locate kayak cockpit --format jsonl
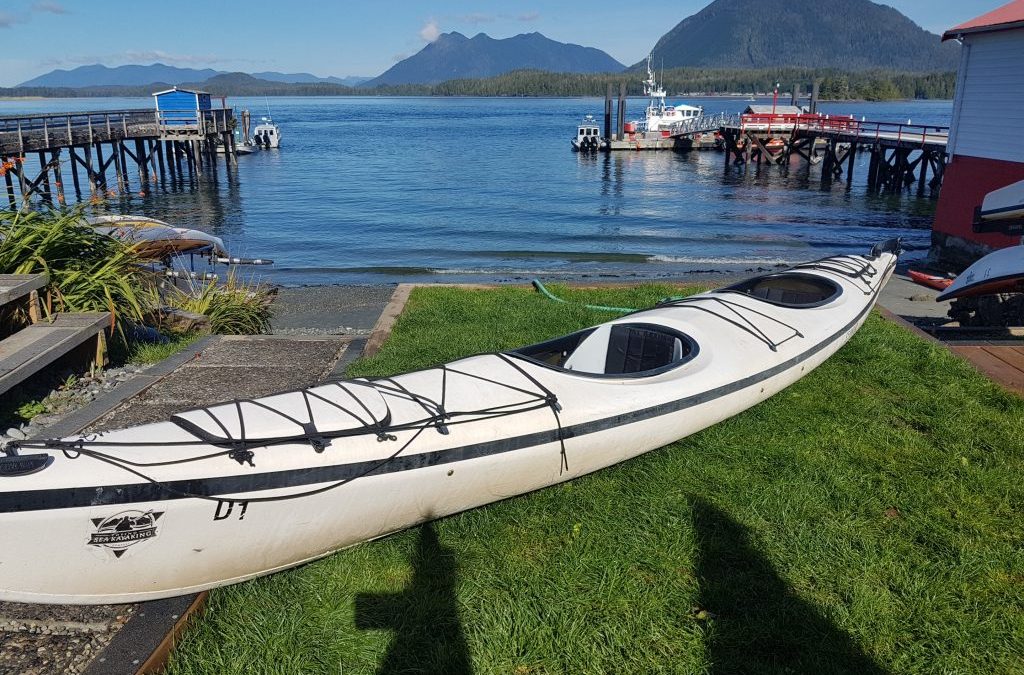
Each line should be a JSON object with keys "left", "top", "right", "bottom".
{"left": 716, "top": 272, "right": 841, "bottom": 308}
{"left": 510, "top": 322, "right": 697, "bottom": 377}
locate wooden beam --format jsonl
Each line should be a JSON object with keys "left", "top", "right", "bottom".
{"left": 50, "top": 149, "right": 65, "bottom": 204}
{"left": 69, "top": 147, "right": 82, "bottom": 199}
{"left": 3, "top": 159, "right": 16, "bottom": 209}
{"left": 36, "top": 152, "right": 52, "bottom": 202}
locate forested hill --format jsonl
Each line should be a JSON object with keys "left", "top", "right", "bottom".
{"left": 646, "top": 0, "right": 958, "bottom": 71}
{"left": 367, "top": 32, "right": 625, "bottom": 86}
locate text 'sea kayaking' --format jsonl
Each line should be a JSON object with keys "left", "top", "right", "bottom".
{"left": 0, "top": 241, "right": 899, "bottom": 605}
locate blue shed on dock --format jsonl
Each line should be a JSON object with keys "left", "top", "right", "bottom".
{"left": 153, "top": 87, "right": 212, "bottom": 126}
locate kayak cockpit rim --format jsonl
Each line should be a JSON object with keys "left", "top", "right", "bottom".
{"left": 714, "top": 272, "right": 843, "bottom": 309}
{"left": 508, "top": 322, "right": 699, "bottom": 378}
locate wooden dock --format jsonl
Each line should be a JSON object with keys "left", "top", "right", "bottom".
{"left": 720, "top": 113, "right": 949, "bottom": 196}
{"left": 0, "top": 107, "right": 235, "bottom": 208}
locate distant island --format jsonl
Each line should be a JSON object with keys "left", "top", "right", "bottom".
{"left": 3, "top": 0, "right": 957, "bottom": 101}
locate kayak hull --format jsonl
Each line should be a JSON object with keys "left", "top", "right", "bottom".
{"left": 936, "top": 245, "right": 1024, "bottom": 301}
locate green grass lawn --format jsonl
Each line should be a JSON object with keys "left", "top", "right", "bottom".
{"left": 167, "top": 284, "right": 1024, "bottom": 675}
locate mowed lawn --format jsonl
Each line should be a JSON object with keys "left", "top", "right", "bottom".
{"left": 167, "top": 285, "right": 1024, "bottom": 675}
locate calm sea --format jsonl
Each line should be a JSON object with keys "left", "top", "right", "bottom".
{"left": 0, "top": 96, "right": 952, "bottom": 285}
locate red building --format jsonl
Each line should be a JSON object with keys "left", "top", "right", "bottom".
{"left": 932, "top": 0, "right": 1024, "bottom": 267}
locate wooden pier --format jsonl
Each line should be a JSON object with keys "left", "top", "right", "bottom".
{"left": 0, "top": 106, "right": 235, "bottom": 208}
{"left": 720, "top": 113, "right": 949, "bottom": 195}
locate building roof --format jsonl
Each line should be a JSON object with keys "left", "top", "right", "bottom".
{"left": 744, "top": 105, "right": 804, "bottom": 115}
{"left": 151, "top": 86, "right": 209, "bottom": 96}
{"left": 942, "top": 0, "right": 1024, "bottom": 41}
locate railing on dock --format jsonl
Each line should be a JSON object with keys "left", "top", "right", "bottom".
{"left": 667, "top": 112, "right": 739, "bottom": 137}
{"left": 156, "top": 108, "right": 233, "bottom": 137}
{"left": 0, "top": 108, "right": 235, "bottom": 155}
{"left": 0, "top": 110, "right": 156, "bottom": 154}
{"left": 737, "top": 113, "right": 948, "bottom": 146}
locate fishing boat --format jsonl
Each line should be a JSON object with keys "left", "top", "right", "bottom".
{"left": 634, "top": 54, "right": 703, "bottom": 133}
{"left": 87, "top": 215, "right": 228, "bottom": 260}
{"left": 253, "top": 116, "right": 281, "bottom": 149}
{"left": 0, "top": 242, "right": 899, "bottom": 604}
{"left": 571, "top": 115, "right": 605, "bottom": 152}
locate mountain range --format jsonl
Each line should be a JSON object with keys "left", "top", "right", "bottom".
{"left": 366, "top": 32, "right": 624, "bottom": 86}
{"left": 19, "top": 64, "right": 368, "bottom": 88}
{"left": 14, "top": 0, "right": 958, "bottom": 93}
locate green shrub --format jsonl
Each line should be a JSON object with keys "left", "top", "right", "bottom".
{"left": 168, "top": 274, "right": 274, "bottom": 335}
{"left": 0, "top": 209, "right": 154, "bottom": 338}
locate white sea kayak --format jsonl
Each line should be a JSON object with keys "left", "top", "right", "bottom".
{"left": 0, "top": 241, "right": 900, "bottom": 605}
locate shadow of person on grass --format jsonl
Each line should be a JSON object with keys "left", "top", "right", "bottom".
{"left": 355, "top": 521, "right": 472, "bottom": 675}
{"left": 691, "top": 497, "right": 887, "bottom": 674}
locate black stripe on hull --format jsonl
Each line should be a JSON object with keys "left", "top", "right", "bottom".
{"left": 0, "top": 295, "right": 879, "bottom": 514}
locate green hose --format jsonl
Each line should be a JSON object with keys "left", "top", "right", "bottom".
{"left": 531, "top": 279, "right": 638, "bottom": 313}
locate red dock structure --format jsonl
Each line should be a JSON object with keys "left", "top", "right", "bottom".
{"left": 718, "top": 113, "right": 949, "bottom": 194}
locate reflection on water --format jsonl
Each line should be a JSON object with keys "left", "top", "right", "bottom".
{"left": 1, "top": 96, "right": 952, "bottom": 285}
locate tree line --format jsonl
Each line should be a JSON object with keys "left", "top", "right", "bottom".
{"left": 0, "top": 68, "right": 956, "bottom": 101}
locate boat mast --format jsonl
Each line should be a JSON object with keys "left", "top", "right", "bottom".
{"left": 644, "top": 53, "right": 666, "bottom": 119}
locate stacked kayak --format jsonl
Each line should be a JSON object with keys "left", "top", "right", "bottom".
{"left": 0, "top": 241, "right": 899, "bottom": 605}
{"left": 936, "top": 245, "right": 1024, "bottom": 301}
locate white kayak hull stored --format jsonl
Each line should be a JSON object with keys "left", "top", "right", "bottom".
{"left": 936, "top": 245, "right": 1024, "bottom": 301}
{"left": 0, "top": 242, "right": 899, "bottom": 604}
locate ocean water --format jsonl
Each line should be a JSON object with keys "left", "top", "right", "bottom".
{"left": 0, "top": 96, "right": 952, "bottom": 285}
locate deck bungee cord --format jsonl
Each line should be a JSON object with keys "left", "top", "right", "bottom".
{"left": 3, "top": 353, "right": 573, "bottom": 499}
{"left": 655, "top": 295, "right": 804, "bottom": 352}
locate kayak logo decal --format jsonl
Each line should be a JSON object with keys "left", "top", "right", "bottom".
{"left": 88, "top": 510, "right": 164, "bottom": 558}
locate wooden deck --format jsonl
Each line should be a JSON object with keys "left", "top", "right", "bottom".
{"left": 878, "top": 307, "right": 1024, "bottom": 396}
{"left": 950, "top": 344, "right": 1024, "bottom": 394}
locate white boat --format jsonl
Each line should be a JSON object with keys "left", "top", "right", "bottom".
{"left": 975, "top": 177, "right": 1024, "bottom": 225}
{"left": 571, "top": 115, "right": 605, "bottom": 152}
{"left": 634, "top": 54, "right": 703, "bottom": 133}
{"left": 937, "top": 179, "right": 1024, "bottom": 300}
{"left": 0, "top": 242, "right": 899, "bottom": 604}
{"left": 253, "top": 116, "right": 281, "bottom": 149}
{"left": 86, "top": 215, "right": 228, "bottom": 260}
{"left": 936, "top": 245, "right": 1024, "bottom": 300}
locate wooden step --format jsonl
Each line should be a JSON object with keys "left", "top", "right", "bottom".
{"left": 0, "top": 273, "right": 48, "bottom": 323}
{"left": 0, "top": 274, "right": 47, "bottom": 306}
{"left": 0, "top": 312, "right": 111, "bottom": 395}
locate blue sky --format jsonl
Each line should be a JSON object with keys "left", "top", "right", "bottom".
{"left": 0, "top": 1, "right": 997, "bottom": 86}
